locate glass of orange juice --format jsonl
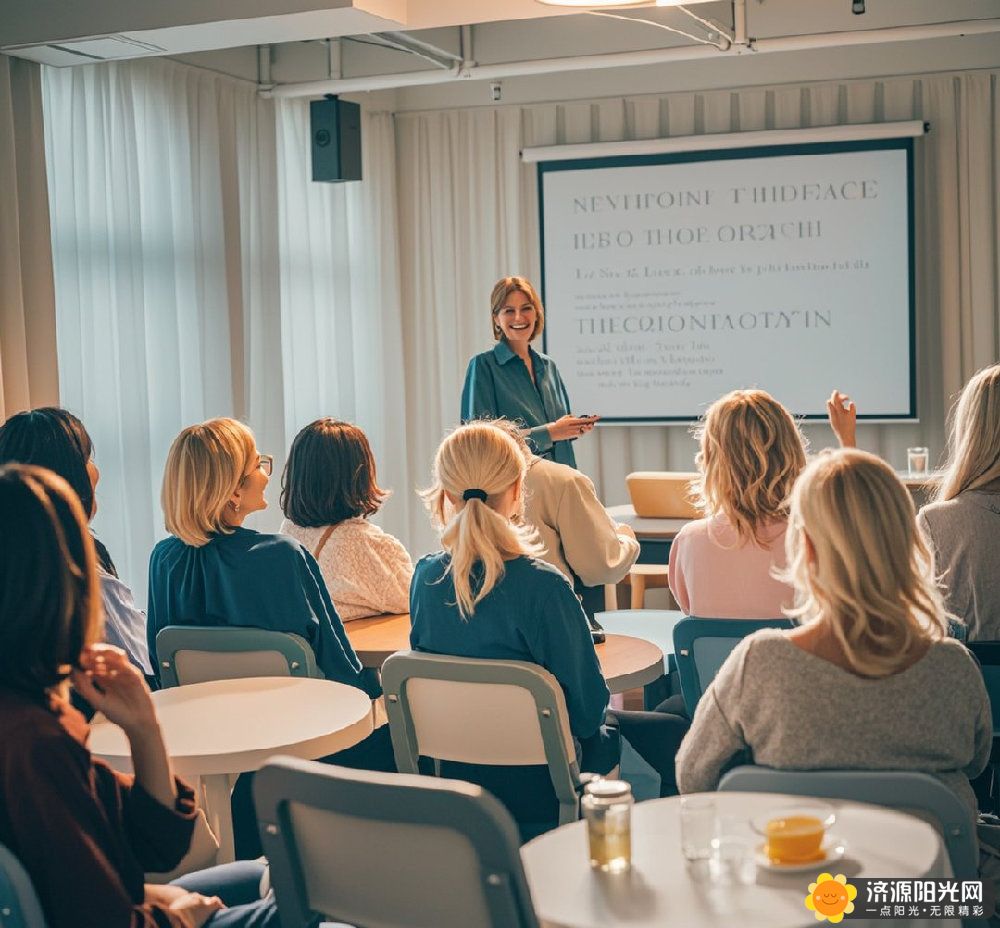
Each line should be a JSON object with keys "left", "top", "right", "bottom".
{"left": 751, "top": 802, "right": 836, "bottom": 865}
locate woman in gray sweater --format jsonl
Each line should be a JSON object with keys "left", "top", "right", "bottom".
{"left": 677, "top": 449, "right": 991, "bottom": 818}
{"left": 918, "top": 364, "right": 1000, "bottom": 640}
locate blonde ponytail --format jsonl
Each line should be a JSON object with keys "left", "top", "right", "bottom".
{"left": 422, "top": 422, "right": 541, "bottom": 617}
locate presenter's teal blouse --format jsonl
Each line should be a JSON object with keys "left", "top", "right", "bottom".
{"left": 461, "top": 340, "right": 576, "bottom": 468}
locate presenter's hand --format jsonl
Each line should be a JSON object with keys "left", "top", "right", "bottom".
{"left": 548, "top": 415, "right": 599, "bottom": 443}
{"left": 827, "top": 390, "right": 857, "bottom": 448}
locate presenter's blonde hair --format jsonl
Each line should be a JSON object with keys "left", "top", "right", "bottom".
{"left": 936, "top": 364, "right": 1000, "bottom": 502}
{"left": 694, "top": 389, "right": 807, "bottom": 545}
{"left": 162, "top": 418, "right": 257, "bottom": 547}
{"left": 490, "top": 276, "right": 545, "bottom": 342}
{"left": 422, "top": 422, "right": 542, "bottom": 617}
{"left": 784, "top": 449, "right": 946, "bottom": 678}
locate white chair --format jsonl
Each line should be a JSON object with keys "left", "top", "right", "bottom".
{"left": 718, "top": 766, "right": 980, "bottom": 879}
{"left": 155, "top": 626, "right": 321, "bottom": 687}
{"left": 254, "top": 757, "right": 540, "bottom": 928}
{"left": 0, "top": 843, "right": 47, "bottom": 928}
{"left": 381, "top": 651, "right": 601, "bottom": 829}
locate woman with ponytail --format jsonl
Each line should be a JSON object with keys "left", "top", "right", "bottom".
{"left": 412, "top": 423, "right": 689, "bottom": 834}
{"left": 411, "top": 423, "right": 617, "bottom": 831}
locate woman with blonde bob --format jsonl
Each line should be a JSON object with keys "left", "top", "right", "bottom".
{"left": 677, "top": 450, "right": 991, "bottom": 820}
{"left": 148, "top": 417, "right": 377, "bottom": 696}
{"left": 918, "top": 364, "right": 1000, "bottom": 639}
{"left": 411, "top": 423, "right": 689, "bottom": 831}
{"left": 668, "top": 388, "right": 807, "bottom": 618}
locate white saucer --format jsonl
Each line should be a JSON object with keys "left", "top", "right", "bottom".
{"left": 755, "top": 835, "right": 847, "bottom": 873}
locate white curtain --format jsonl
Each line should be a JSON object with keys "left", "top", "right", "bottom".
{"left": 42, "top": 59, "right": 283, "bottom": 600}
{"left": 395, "top": 70, "right": 1000, "bottom": 512}
{"left": 275, "top": 103, "right": 411, "bottom": 546}
{"left": 0, "top": 56, "right": 59, "bottom": 418}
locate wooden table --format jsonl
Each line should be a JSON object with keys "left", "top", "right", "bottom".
{"left": 346, "top": 613, "right": 664, "bottom": 694}
{"left": 89, "top": 677, "right": 374, "bottom": 862}
{"left": 605, "top": 503, "right": 689, "bottom": 540}
{"left": 521, "top": 792, "right": 955, "bottom": 928}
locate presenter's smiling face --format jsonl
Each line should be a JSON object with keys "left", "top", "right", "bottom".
{"left": 496, "top": 290, "right": 537, "bottom": 345}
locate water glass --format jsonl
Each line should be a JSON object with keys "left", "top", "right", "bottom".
{"left": 907, "top": 446, "right": 930, "bottom": 477}
{"left": 680, "top": 796, "right": 715, "bottom": 862}
{"left": 711, "top": 815, "right": 757, "bottom": 885}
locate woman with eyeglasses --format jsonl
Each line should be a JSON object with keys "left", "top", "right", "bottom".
{"left": 461, "top": 276, "right": 598, "bottom": 470}
{"left": 147, "top": 417, "right": 378, "bottom": 695}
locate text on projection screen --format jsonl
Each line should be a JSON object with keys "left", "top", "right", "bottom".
{"left": 540, "top": 147, "right": 912, "bottom": 420}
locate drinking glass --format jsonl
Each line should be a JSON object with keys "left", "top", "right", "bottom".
{"left": 907, "top": 446, "right": 929, "bottom": 477}
{"left": 680, "top": 796, "right": 715, "bottom": 862}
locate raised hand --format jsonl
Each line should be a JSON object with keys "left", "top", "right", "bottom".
{"left": 826, "top": 390, "right": 857, "bottom": 448}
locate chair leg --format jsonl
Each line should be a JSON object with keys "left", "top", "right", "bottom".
{"left": 604, "top": 584, "right": 617, "bottom": 612}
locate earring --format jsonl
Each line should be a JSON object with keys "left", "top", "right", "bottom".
{"left": 230, "top": 500, "right": 241, "bottom": 513}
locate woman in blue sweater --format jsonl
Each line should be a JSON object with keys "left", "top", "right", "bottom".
{"left": 411, "top": 422, "right": 687, "bottom": 832}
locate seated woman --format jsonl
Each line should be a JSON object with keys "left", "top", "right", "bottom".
{"left": 0, "top": 408, "right": 150, "bottom": 676}
{"left": 279, "top": 418, "right": 412, "bottom": 620}
{"left": 147, "top": 417, "right": 378, "bottom": 696}
{"left": 676, "top": 449, "right": 991, "bottom": 822}
{"left": 668, "top": 389, "right": 807, "bottom": 619}
{"left": 411, "top": 423, "right": 688, "bottom": 830}
{"left": 0, "top": 463, "right": 278, "bottom": 928}
{"left": 917, "top": 365, "right": 1000, "bottom": 640}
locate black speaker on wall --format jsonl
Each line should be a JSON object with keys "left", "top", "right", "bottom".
{"left": 310, "top": 96, "right": 362, "bottom": 183}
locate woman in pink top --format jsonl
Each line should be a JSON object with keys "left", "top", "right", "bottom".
{"left": 668, "top": 389, "right": 807, "bottom": 618}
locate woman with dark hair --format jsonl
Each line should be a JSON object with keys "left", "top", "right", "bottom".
{"left": 279, "top": 418, "right": 412, "bottom": 620}
{"left": 0, "top": 408, "right": 150, "bottom": 674}
{"left": 0, "top": 463, "right": 279, "bottom": 928}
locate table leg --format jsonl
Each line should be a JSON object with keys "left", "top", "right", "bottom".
{"left": 201, "top": 773, "right": 237, "bottom": 864}
{"left": 630, "top": 573, "right": 647, "bottom": 609}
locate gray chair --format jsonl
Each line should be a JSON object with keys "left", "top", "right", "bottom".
{"left": 381, "top": 651, "right": 595, "bottom": 828}
{"left": 0, "top": 843, "right": 47, "bottom": 928}
{"left": 254, "top": 757, "right": 540, "bottom": 928}
{"left": 718, "top": 765, "right": 979, "bottom": 879}
{"left": 155, "top": 626, "right": 321, "bottom": 687}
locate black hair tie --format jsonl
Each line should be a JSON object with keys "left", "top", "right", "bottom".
{"left": 462, "top": 488, "right": 488, "bottom": 502}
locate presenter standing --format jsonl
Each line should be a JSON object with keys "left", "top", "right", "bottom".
{"left": 461, "top": 276, "right": 597, "bottom": 469}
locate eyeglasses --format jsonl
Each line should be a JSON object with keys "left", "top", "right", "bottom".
{"left": 241, "top": 453, "right": 273, "bottom": 483}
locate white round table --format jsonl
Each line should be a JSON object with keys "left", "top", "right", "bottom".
{"left": 89, "top": 677, "right": 375, "bottom": 862}
{"left": 521, "top": 792, "right": 955, "bottom": 928}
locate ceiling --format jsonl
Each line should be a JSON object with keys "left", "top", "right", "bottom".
{"left": 2, "top": 0, "right": 998, "bottom": 96}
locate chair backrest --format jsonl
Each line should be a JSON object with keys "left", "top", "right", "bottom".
{"left": 155, "top": 626, "right": 321, "bottom": 687}
{"left": 254, "top": 757, "right": 540, "bottom": 928}
{"left": 718, "top": 765, "right": 980, "bottom": 879}
{"left": 381, "top": 651, "right": 582, "bottom": 826}
{"left": 672, "top": 617, "right": 793, "bottom": 713}
{"left": 0, "top": 843, "right": 47, "bottom": 928}
{"left": 967, "top": 641, "right": 1000, "bottom": 735}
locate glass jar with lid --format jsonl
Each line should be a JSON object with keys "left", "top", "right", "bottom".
{"left": 581, "top": 778, "right": 632, "bottom": 873}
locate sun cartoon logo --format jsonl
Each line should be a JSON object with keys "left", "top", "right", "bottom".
{"left": 804, "top": 872, "right": 857, "bottom": 923}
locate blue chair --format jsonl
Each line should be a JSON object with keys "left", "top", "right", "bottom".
{"left": 718, "top": 765, "right": 979, "bottom": 880}
{"left": 254, "top": 757, "right": 540, "bottom": 928}
{"left": 672, "top": 617, "right": 793, "bottom": 714}
{"left": 0, "top": 843, "right": 47, "bottom": 928}
{"left": 155, "top": 626, "right": 321, "bottom": 687}
{"left": 965, "top": 642, "right": 1000, "bottom": 813}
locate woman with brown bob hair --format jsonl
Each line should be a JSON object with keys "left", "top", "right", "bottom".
{"left": 280, "top": 418, "right": 412, "bottom": 620}
{"left": 668, "top": 388, "right": 807, "bottom": 619}
{"left": 460, "top": 276, "right": 598, "bottom": 469}
{"left": 0, "top": 464, "right": 279, "bottom": 928}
